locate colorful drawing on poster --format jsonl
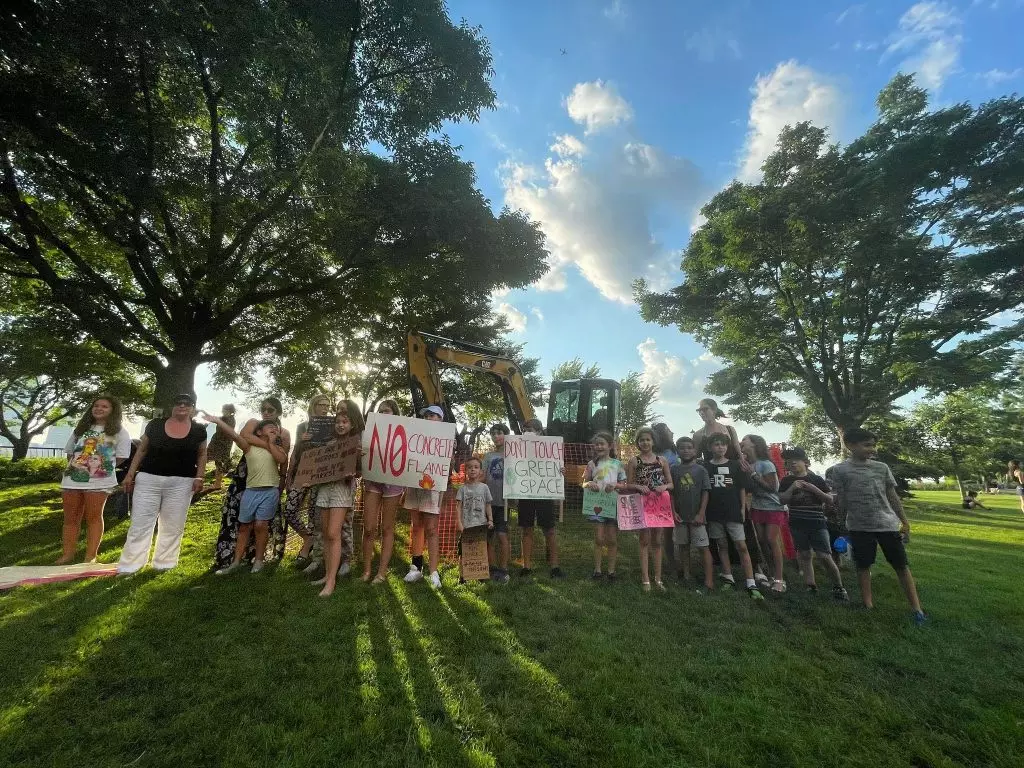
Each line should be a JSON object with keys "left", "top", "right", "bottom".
{"left": 583, "top": 488, "right": 619, "bottom": 519}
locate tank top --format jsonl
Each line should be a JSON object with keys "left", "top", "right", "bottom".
{"left": 633, "top": 456, "right": 665, "bottom": 489}
{"left": 245, "top": 446, "right": 280, "bottom": 488}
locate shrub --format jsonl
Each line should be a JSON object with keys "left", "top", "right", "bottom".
{"left": 0, "top": 456, "right": 66, "bottom": 485}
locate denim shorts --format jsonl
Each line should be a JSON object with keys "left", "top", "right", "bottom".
{"left": 239, "top": 486, "right": 280, "bottom": 523}
{"left": 790, "top": 520, "right": 831, "bottom": 554}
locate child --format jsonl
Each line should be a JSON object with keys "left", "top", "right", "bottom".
{"left": 671, "top": 436, "right": 713, "bottom": 592}
{"left": 207, "top": 412, "right": 288, "bottom": 575}
{"left": 778, "top": 447, "right": 848, "bottom": 600}
{"left": 456, "top": 457, "right": 494, "bottom": 582}
{"left": 626, "top": 427, "right": 674, "bottom": 591}
{"left": 831, "top": 428, "right": 925, "bottom": 623}
{"left": 703, "top": 433, "right": 764, "bottom": 600}
{"left": 962, "top": 490, "right": 987, "bottom": 510}
{"left": 483, "top": 423, "right": 511, "bottom": 584}
{"left": 741, "top": 434, "right": 787, "bottom": 593}
{"left": 403, "top": 405, "right": 445, "bottom": 589}
{"left": 517, "top": 418, "right": 564, "bottom": 579}
{"left": 361, "top": 399, "right": 405, "bottom": 583}
{"left": 583, "top": 431, "right": 625, "bottom": 581}
{"left": 206, "top": 403, "right": 236, "bottom": 490}
{"left": 311, "top": 400, "right": 363, "bottom": 597}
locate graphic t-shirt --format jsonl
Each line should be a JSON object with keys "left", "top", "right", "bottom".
{"left": 483, "top": 450, "right": 505, "bottom": 506}
{"left": 830, "top": 459, "right": 901, "bottom": 532}
{"left": 779, "top": 472, "right": 831, "bottom": 525}
{"left": 750, "top": 458, "right": 784, "bottom": 511}
{"left": 704, "top": 459, "right": 749, "bottom": 523}
{"left": 671, "top": 462, "right": 710, "bottom": 523}
{"left": 585, "top": 457, "right": 626, "bottom": 487}
{"left": 62, "top": 427, "right": 132, "bottom": 490}
{"left": 456, "top": 482, "right": 492, "bottom": 528}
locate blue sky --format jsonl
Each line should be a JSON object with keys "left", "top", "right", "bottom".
{"left": 180, "top": 0, "right": 1023, "bottom": 446}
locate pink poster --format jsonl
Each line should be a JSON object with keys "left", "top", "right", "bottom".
{"left": 617, "top": 492, "right": 674, "bottom": 530}
{"left": 617, "top": 494, "right": 645, "bottom": 530}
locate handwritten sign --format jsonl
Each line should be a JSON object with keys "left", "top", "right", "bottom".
{"left": 292, "top": 436, "right": 359, "bottom": 488}
{"left": 502, "top": 435, "right": 565, "bottom": 500}
{"left": 307, "top": 416, "right": 336, "bottom": 446}
{"left": 459, "top": 526, "right": 490, "bottom": 581}
{"left": 362, "top": 413, "right": 457, "bottom": 491}
{"left": 616, "top": 492, "right": 675, "bottom": 530}
{"left": 583, "top": 488, "right": 619, "bottom": 520}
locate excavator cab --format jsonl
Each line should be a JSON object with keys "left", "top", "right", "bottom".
{"left": 545, "top": 378, "right": 620, "bottom": 444}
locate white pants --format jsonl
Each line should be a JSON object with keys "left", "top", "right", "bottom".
{"left": 118, "top": 472, "right": 193, "bottom": 573}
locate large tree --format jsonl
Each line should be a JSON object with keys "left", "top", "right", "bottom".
{"left": 639, "top": 76, "right": 1023, "bottom": 446}
{"left": 0, "top": 0, "right": 546, "bottom": 409}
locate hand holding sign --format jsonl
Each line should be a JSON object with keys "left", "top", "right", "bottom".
{"left": 291, "top": 436, "right": 360, "bottom": 489}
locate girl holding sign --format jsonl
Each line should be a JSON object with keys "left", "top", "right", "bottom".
{"left": 361, "top": 400, "right": 405, "bottom": 583}
{"left": 312, "top": 400, "right": 363, "bottom": 598}
{"left": 583, "top": 431, "right": 625, "bottom": 581}
{"left": 626, "top": 427, "right": 674, "bottom": 592}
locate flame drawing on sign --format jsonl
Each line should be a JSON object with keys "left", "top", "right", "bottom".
{"left": 418, "top": 473, "right": 435, "bottom": 490}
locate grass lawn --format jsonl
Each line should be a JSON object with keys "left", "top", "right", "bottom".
{"left": 1, "top": 485, "right": 1022, "bottom": 768}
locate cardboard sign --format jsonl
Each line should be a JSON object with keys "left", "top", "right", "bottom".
{"left": 306, "top": 416, "right": 336, "bottom": 446}
{"left": 583, "top": 488, "right": 619, "bottom": 519}
{"left": 459, "top": 526, "right": 490, "bottom": 581}
{"left": 503, "top": 435, "right": 565, "bottom": 500}
{"left": 292, "top": 436, "right": 360, "bottom": 489}
{"left": 616, "top": 492, "right": 675, "bottom": 530}
{"left": 362, "top": 413, "right": 457, "bottom": 491}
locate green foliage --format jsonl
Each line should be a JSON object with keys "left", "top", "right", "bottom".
{"left": 639, "top": 75, "right": 1024, "bottom": 437}
{"left": 0, "top": 457, "right": 65, "bottom": 486}
{"left": 550, "top": 358, "right": 602, "bottom": 381}
{"left": 0, "top": 0, "right": 546, "bottom": 408}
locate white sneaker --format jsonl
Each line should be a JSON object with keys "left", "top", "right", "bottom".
{"left": 404, "top": 566, "right": 423, "bottom": 583}
{"left": 338, "top": 562, "right": 351, "bottom": 577}
{"left": 429, "top": 571, "right": 442, "bottom": 589}
{"left": 215, "top": 562, "right": 244, "bottom": 576}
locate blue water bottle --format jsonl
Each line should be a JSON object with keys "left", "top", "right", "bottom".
{"left": 833, "top": 536, "right": 849, "bottom": 554}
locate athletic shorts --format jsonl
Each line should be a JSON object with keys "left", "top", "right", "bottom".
{"left": 363, "top": 480, "right": 404, "bottom": 498}
{"left": 790, "top": 520, "right": 831, "bottom": 554}
{"left": 315, "top": 480, "right": 355, "bottom": 509}
{"left": 675, "top": 523, "right": 710, "bottom": 548}
{"left": 707, "top": 520, "right": 745, "bottom": 541}
{"left": 239, "top": 486, "right": 280, "bottom": 523}
{"left": 750, "top": 508, "right": 788, "bottom": 526}
{"left": 403, "top": 487, "right": 441, "bottom": 514}
{"left": 489, "top": 505, "right": 508, "bottom": 535}
{"left": 517, "top": 499, "right": 556, "bottom": 530}
{"left": 849, "top": 530, "right": 908, "bottom": 570}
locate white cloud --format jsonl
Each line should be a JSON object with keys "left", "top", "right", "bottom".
{"left": 836, "top": 4, "right": 865, "bottom": 24}
{"left": 550, "top": 134, "right": 587, "bottom": 158}
{"left": 685, "top": 26, "right": 741, "bottom": 62}
{"left": 496, "top": 302, "right": 528, "bottom": 334}
{"left": 565, "top": 80, "right": 634, "bottom": 134}
{"left": 638, "top": 339, "right": 693, "bottom": 403}
{"left": 529, "top": 307, "right": 544, "bottom": 322}
{"left": 739, "top": 60, "right": 846, "bottom": 183}
{"left": 854, "top": 40, "right": 880, "bottom": 51}
{"left": 979, "top": 67, "right": 1023, "bottom": 86}
{"left": 886, "top": 2, "right": 962, "bottom": 91}
{"left": 604, "top": 0, "right": 627, "bottom": 22}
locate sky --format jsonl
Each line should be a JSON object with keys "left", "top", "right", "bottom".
{"left": 39, "top": 0, "right": 1022, "bottom": 448}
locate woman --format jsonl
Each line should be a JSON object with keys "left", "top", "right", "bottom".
{"left": 360, "top": 399, "right": 405, "bottom": 583}
{"left": 58, "top": 395, "right": 131, "bottom": 564}
{"left": 206, "top": 403, "right": 236, "bottom": 490}
{"left": 119, "top": 394, "right": 207, "bottom": 573}
{"left": 284, "top": 394, "right": 331, "bottom": 569}
{"left": 212, "top": 398, "right": 290, "bottom": 570}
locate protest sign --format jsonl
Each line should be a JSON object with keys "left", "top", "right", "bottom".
{"left": 503, "top": 435, "right": 565, "bottom": 500}
{"left": 617, "top": 494, "right": 645, "bottom": 530}
{"left": 616, "top": 492, "right": 674, "bottom": 529}
{"left": 583, "top": 488, "right": 618, "bottom": 519}
{"left": 292, "top": 436, "right": 359, "bottom": 489}
{"left": 306, "top": 416, "right": 336, "bottom": 445}
{"left": 362, "top": 413, "right": 457, "bottom": 491}
{"left": 459, "top": 526, "right": 490, "bottom": 581}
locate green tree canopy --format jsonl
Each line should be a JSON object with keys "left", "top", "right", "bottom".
{"left": 0, "top": 0, "right": 547, "bottom": 409}
{"left": 639, "top": 75, "right": 1023, "bottom": 446}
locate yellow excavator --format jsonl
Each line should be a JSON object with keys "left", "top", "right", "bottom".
{"left": 406, "top": 330, "right": 621, "bottom": 482}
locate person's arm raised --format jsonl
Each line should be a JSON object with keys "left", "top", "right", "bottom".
{"left": 200, "top": 412, "right": 249, "bottom": 452}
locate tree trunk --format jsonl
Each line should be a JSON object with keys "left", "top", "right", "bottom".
{"left": 152, "top": 355, "right": 201, "bottom": 416}
{"left": 9, "top": 436, "right": 30, "bottom": 462}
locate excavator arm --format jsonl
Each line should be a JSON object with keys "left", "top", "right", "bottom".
{"left": 406, "top": 331, "right": 536, "bottom": 434}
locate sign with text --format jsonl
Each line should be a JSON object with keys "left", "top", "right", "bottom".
{"left": 502, "top": 435, "right": 565, "bottom": 500}
{"left": 583, "top": 488, "right": 619, "bottom": 519}
{"left": 292, "top": 436, "right": 359, "bottom": 489}
{"left": 616, "top": 492, "right": 675, "bottom": 530}
{"left": 306, "top": 416, "right": 336, "bottom": 446}
{"left": 459, "top": 526, "right": 490, "bottom": 581}
{"left": 362, "top": 413, "right": 457, "bottom": 492}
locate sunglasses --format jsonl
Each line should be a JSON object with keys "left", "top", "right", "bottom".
{"left": 174, "top": 400, "right": 194, "bottom": 407}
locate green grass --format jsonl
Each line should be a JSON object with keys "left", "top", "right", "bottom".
{"left": 1, "top": 485, "right": 1022, "bottom": 768}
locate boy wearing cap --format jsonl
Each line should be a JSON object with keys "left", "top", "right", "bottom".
{"left": 778, "top": 447, "right": 848, "bottom": 600}
{"left": 483, "top": 423, "right": 511, "bottom": 584}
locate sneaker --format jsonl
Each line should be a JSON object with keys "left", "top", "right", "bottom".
{"left": 215, "top": 562, "right": 244, "bottom": 576}
{"left": 655, "top": 581, "right": 666, "bottom": 592}
{"left": 642, "top": 582, "right": 652, "bottom": 592}
{"left": 748, "top": 587, "right": 765, "bottom": 601}
{"left": 519, "top": 568, "right": 533, "bottom": 578}
{"left": 806, "top": 584, "right": 819, "bottom": 593}
{"left": 302, "top": 559, "right": 322, "bottom": 575}
{"left": 550, "top": 567, "right": 565, "bottom": 580}
{"left": 770, "top": 579, "right": 787, "bottom": 594}
{"left": 338, "top": 562, "right": 351, "bottom": 577}
{"left": 832, "top": 585, "right": 850, "bottom": 602}
{"left": 912, "top": 610, "right": 927, "bottom": 626}
{"left": 429, "top": 571, "right": 442, "bottom": 589}
{"left": 720, "top": 576, "right": 736, "bottom": 591}
{"left": 404, "top": 566, "right": 423, "bottom": 584}
{"left": 754, "top": 572, "right": 770, "bottom": 589}
{"left": 250, "top": 561, "right": 264, "bottom": 574}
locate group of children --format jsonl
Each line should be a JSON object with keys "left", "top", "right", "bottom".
{"left": 200, "top": 394, "right": 926, "bottom": 623}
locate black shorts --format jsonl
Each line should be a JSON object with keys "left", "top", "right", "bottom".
{"left": 849, "top": 530, "right": 908, "bottom": 570}
{"left": 517, "top": 499, "right": 556, "bottom": 531}
{"left": 489, "top": 505, "right": 508, "bottom": 535}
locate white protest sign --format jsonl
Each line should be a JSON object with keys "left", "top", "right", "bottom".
{"left": 502, "top": 435, "right": 565, "bottom": 500}
{"left": 362, "top": 413, "right": 457, "bottom": 491}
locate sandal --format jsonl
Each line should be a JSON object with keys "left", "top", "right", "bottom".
{"left": 642, "top": 581, "right": 652, "bottom": 592}
{"left": 360, "top": 572, "right": 372, "bottom": 583}
{"left": 372, "top": 574, "right": 387, "bottom": 585}
{"left": 655, "top": 581, "right": 666, "bottom": 592}
{"left": 771, "top": 579, "right": 787, "bottom": 593}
